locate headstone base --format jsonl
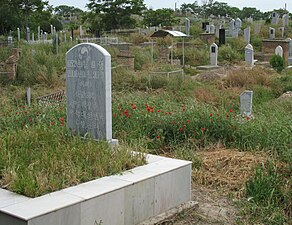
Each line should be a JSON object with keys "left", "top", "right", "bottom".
{"left": 196, "top": 65, "right": 221, "bottom": 70}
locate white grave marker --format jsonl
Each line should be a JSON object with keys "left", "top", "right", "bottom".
{"left": 244, "top": 27, "right": 250, "bottom": 44}
{"left": 240, "top": 91, "right": 253, "bottom": 116}
{"left": 245, "top": 44, "right": 254, "bottom": 67}
{"left": 66, "top": 43, "right": 116, "bottom": 144}
{"left": 275, "top": 45, "right": 283, "bottom": 58}
{"left": 210, "top": 43, "right": 218, "bottom": 66}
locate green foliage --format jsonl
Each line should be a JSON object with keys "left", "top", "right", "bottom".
{"left": 218, "top": 45, "right": 243, "bottom": 63}
{"left": 270, "top": 54, "right": 284, "bottom": 73}
{"left": 240, "top": 162, "right": 292, "bottom": 224}
{"left": 0, "top": 102, "right": 145, "bottom": 197}
{"left": 87, "top": 0, "right": 146, "bottom": 31}
{"left": 143, "top": 9, "right": 177, "bottom": 27}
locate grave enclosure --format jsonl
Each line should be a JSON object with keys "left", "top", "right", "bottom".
{"left": 0, "top": 43, "right": 192, "bottom": 225}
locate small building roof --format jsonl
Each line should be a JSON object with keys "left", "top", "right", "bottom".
{"left": 151, "top": 30, "right": 188, "bottom": 38}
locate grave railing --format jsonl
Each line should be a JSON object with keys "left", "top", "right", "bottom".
{"left": 37, "top": 90, "right": 65, "bottom": 106}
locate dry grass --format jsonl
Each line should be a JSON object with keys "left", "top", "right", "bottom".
{"left": 222, "top": 66, "right": 276, "bottom": 89}
{"left": 194, "top": 87, "right": 219, "bottom": 103}
{"left": 192, "top": 148, "right": 268, "bottom": 197}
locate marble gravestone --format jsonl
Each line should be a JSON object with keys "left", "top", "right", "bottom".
{"left": 66, "top": 43, "right": 116, "bottom": 144}
{"left": 271, "top": 12, "right": 279, "bottom": 25}
{"left": 269, "top": 27, "right": 275, "bottom": 39}
{"left": 235, "top": 18, "right": 242, "bottom": 30}
{"left": 240, "top": 91, "right": 253, "bottom": 116}
{"left": 185, "top": 18, "right": 190, "bottom": 36}
{"left": 210, "top": 24, "right": 215, "bottom": 34}
{"left": 210, "top": 43, "right": 218, "bottom": 66}
{"left": 245, "top": 44, "right": 254, "bottom": 67}
{"left": 229, "top": 19, "right": 235, "bottom": 36}
{"left": 244, "top": 27, "right": 250, "bottom": 44}
{"left": 279, "top": 27, "right": 285, "bottom": 38}
{"left": 26, "top": 27, "right": 30, "bottom": 42}
{"left": 283, "top": 14, "right": 289, "bottom": 27}
{"left": 215, "top": 24, "right": 221, "bottom": 38}
{"left": 275, "top": 45, "right": 283, "bottom": 58}
{"left": 17, "top": 28, "right": 20, "bottom": 42}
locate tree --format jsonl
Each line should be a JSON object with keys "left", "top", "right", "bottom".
{"left": 87, "top": 0, "right": 146, "bottom": 31}
{"left": 143, "top": 9, "right": 177, "bottom": 27}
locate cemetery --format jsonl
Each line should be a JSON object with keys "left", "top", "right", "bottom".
{"left": 0, "top": 0, "right": 292, "bottom": 224}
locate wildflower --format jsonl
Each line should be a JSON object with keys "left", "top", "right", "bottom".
{"left": 229, "top": 109, "right": 233, "bottom": 113}
{"left": 156, "top": 136, "right": 160, "bottom": 139}
{"left": 187, "top": 120, "right": 191, "bottom": 123}
{"left": 157, "top": 110, "right": 161, "bottom": 113}
{"left": 246, "top": 116, "right": 251, "bottom": 120}
{"left": 132, "top": 105, "right": 137, "bottom": 109}
{"left": 16, "top": 112, "right": 19, "bottom": 115}
{"left": 150, "top": 109, "right": 154, "bottom": 113}
{"left": 179, "top": 127, "right": 184, "bottom": 132}
{"left": 59, "top": 117, "right": 65, "bottom": 122}
{"left": 113, "top": 113, "right": 117, "bottom": 117}
{"left": 21, "top": 106, "right": 26, "bottom": 109}
{"left": 29, "top": 118, "right": 32, "bottom": 123}
{"left": 210, "top": 113, "right": 213, "bottom": 117}
{"left": 50, "top": 121, "right": 54, "bottom": 126}
{"left": 146, "top": 107, "right": 151, "bottom": 112}
{"left": 201, "top": 127, "right": 206, "bottom": 131}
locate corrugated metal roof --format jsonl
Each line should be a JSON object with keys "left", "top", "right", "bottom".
{"left": 151, "top": 30, "right": 188, "bottom": 38}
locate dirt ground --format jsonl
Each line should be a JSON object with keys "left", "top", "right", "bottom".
{"left": 156, "top": 148, "right": 268, "bottom": 225}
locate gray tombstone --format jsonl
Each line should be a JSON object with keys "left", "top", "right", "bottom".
{"left": 7, "top": 36, "right": 13, "bottom": 45}
{"left": 245, "top": 44, "right": 254, "bottom": 67}
{"left": 232, "top": 28, "right": 238, "bottom": 38}
{"left": 185, "top": 18, "right": 190, "bottom": 36}
{"left": 215, "top": 24, "right": 221, "bottom": 38}
{"left": 283, "top": 14, "right": 289, "bottom": 27}
{"left": 235, "top": 18, "right": 242, "bottom": 29}
{"left": 32, "top": 33, "right": 34, "bottom": 42}
{"left": 50, "top": 24, "right": 53, "bottom": 34}
{"left": 206, "top": 25, "right": 210, "bottom": 33}
{"left": 210, "top": 24, "right": 215, "bottom": 34}
{"left": 240, "top": 91, "right": 253, "bottom": 116}
{"left": 66, "top": 43, "right": 114, "bottom": 143}
{"left": 26, "top": 87, "right": 31, "bottom": 106}
{"left": 38, "top": 26, "right": 40, "bottom": 41}
{"left": 275, "top": 45, "right": 283, "bottom": 58}
{"left": 26, "top": 27, "right": 30, "bottom": 42}
{"left": 64, "top": 33, "right": 67, "bottom": 43}
{"left": 279, "top": 27, "right": 285, "bottom": 38}
{"left": 210, "top": 43, "right": 218, "bottom": 66}
{"left": 271, "top": 11, "right": 279, "bottom": 25}
{"left": 269, "top": 27, "right": 275, "bottom": 39}
{"left": 288, "top": 38, "right": 292, "bottom": 57}
{"left": 17, "top": 28, "right": 20, "bottom": 42}
{"left": 244, "top": 27, "right": 250, "bottom": 44}
{"left": 229, "top": 19, "right": 235, "bottom": 36}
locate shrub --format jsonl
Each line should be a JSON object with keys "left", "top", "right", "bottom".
{"left": 218, "top": 45, "right": 243, "bottom": 63}
{"left": 270, "top": 54, "right": 284, "bottom": 73}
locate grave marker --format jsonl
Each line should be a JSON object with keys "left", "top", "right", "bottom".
{"left": 269, "top": 27, "right": 275, "bottom": 39}
{"left": 66, "top": 43, "right": 115, "bottom": 143}
{"left": 275, "top": 45, "right": 283, "bottom": 58}
{"left": 219, "top": 28, "right": 225, "bottom": 45}
{"left": 26, "top": 27, "right": 30, "bottom": 42}
{"left": 210, "top": 24, "right": 215, "bottom": 34}
{"left": 229, "top": 19, "right": 235, "bottom": 36}
{"left": 185, "top": 18, "right": 190, "bottom": 36}
{"left": 240, "top": 91, "right": 253, "bottom": 116}
{"left": 283, "top": 14, "right": 289, "bottom": 27}
{"left": 271, "top": 11, "right": 279, "bottom": 25}
{"left": 17, "top": 28, "right": 20, "bottom": 42}
{"left": 210, "top": 43, "right": 218, "bottom": 66}
{"left": 279, "top": 27, "right": 285, "bottom": 38}
{"left": 245, "top": 44, "right": 254, "bottom": 67}
{"left": 244, "top": 27, "right": 250, "bottom": 44}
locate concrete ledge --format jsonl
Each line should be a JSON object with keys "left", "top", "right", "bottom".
{"left": 0, "top": 154, "right": 192, "bottom": 225}
{"left": 196, "top": 65, "right": 221, "bottom": 70}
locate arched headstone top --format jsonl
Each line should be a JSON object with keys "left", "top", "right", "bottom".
{"left": 66, "top": 43, "right": 113, "bottom": 141}
{"left": 245, "top": 44, "right": 253, "bottom": 50}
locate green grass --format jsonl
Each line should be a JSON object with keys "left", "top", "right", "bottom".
{"left": 0, "top": 100, "right": 145, "bottom": 197}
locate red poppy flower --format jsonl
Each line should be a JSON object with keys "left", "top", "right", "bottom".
{"left": 157, "top": 110, "right": 161, "bottom": 113}
{"left": 50, "top": 121, "right": 54, "bottom": 126}
{"left": 156, "top": 136, "right": 160, "bottom": 139}
{"left": 229, "top": 109, "right": 233, "bottom": 113}
{"left": 113, "top": 113, "right": 117, "bottom": 117}
{"left": 210, "top": 113, "right": 213, "bottom": 117}
{"left": 132, "top": 105, "right": 137, "bottom": 109}
{"left": 146, "top": 107, "right": 151, "bottom": 112}
{"left": 201, "top": 127, "right": 206, "bottom": 131}
{"left": 179, "top": 127, "right": 184, "bottom": 131}
{"left": 187, "top": 120, "right": 191, "bottom": 123}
